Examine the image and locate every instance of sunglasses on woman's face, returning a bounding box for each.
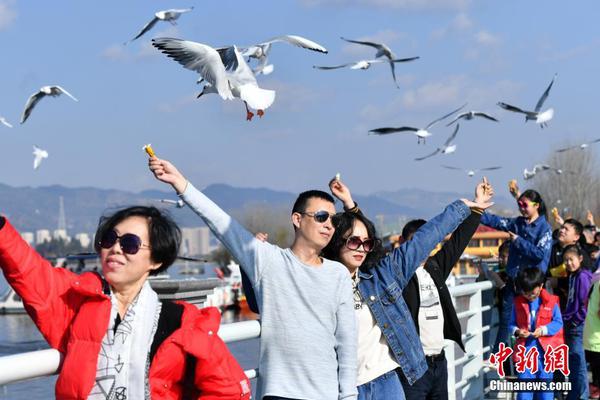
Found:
[99,230,150,255]
[345,236,376,253]
[518,199,538,209]
[300,210,339,226]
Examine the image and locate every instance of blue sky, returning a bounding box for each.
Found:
[1,0,599,197]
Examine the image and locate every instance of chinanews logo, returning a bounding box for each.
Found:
[487,343,572,393]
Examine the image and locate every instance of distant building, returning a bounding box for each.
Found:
[21,232,35,246]
[53,229,70,243]
[181,227,210,256]
[74,233,91,248]
[36,229,52,245]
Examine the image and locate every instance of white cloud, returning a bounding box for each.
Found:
[475,30,501,46]
[430,12,473,39]
[301,0,469,11]
[0,0,17,30]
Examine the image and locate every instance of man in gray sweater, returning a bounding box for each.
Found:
[149,157,358,400]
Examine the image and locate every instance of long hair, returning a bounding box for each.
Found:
[519,189,547,219]
[322,211,386,270]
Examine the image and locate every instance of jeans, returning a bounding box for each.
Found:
[400,352,448,400]
[516,344,554,400]
[565,322,589,400]
[494,283,515,354]
[358,369,405,400]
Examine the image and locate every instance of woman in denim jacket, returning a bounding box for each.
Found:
[320,178,494,399]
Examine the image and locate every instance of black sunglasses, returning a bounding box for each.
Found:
[99,230,150,255]
[345,236,376,253]
[300,210,339,226]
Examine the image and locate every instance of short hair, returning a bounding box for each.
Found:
[498,240,510,255]
[563,218,583,237]
[516,267,545,293]
[94,206,181,275]
[291,190,335,214]
[401,219,427,241]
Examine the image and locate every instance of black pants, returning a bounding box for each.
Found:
[399,351,448,400]
[587,350,600,387]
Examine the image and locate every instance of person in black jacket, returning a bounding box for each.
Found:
[398,179,492,400]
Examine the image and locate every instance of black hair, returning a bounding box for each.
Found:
[498,240,510,255]
[94,206,181,275]
[291,190,335,214]
[322,212,386,270]
[584,224,597,232]
[563,218,583,237]
[516,267,545,293]
[518,189,547,218]
[562,243,584,258]
[401,219,427,241]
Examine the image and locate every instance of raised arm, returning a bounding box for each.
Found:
[480,212,517,233]
[149,157,272,286]
[334,275,358,400]
[0,217,80,350]
[510,227,553,272]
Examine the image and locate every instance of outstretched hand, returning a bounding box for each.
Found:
[148,157,188,194]
[461,197,494,211]
[508,179,521,199]
[328,175,355,209]
[255,232,269,242]
[475,176,494,205]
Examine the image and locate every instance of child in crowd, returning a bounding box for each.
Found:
[509,267,563,400]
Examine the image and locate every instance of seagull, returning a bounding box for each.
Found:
[240,35,328,75]
[446,111,498,126]
[313,57,419,71]
[152,38,276,121]
[340,36,419,88]
[20,85,79,124]
[32,145,48,170]
[556,138,600,153]
[522,164,554,180]
[442,165,501,177]
[160,199,185,208]
[415,123,460,161]
[369,103,466,144]
[498,74,557,128]
[0,116,13,128]
[125,8,194,44]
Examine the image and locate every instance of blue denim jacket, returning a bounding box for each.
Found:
[480,213,552,278]
[357,200,470,385]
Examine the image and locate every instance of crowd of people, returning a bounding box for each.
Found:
[0,156,599,400]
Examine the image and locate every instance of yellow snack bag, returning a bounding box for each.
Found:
[549,263,567,278]
[143,144,155,158]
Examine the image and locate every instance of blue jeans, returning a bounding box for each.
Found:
[358,369,405,400]
[565,322,589,400]
[516,344,554,400]
[494,283,515,353]
[400,353,448,400]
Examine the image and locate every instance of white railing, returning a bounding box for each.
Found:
[0,280,498,397]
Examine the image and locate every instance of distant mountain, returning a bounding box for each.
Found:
[0,182,516,235]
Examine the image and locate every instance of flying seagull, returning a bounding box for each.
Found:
[160,199,185,208]
[446,111,498,126]
[415,123,460,161]
[32,145,48,170]
[340,36,419,88]
[498,74,557,128]
[442,165,501,177]
[240,35,328,75]
[313,57,419,71]
[369,103,466,144]
[125,8,194,44]
[0,116,13,128]
[556,138,600,153]
[20,85,79,124]
[152,38,275,120]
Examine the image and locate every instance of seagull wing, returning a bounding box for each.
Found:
[0,117,13,128]
[261,35,328,54]
[480,166,502,171]
[340,37,383,52]
[152,38,233,100]
[128,16,160,43]
[497,102,532,115]
[556,144,578,153]
[473,112,498,122]
[444,123,460,147]
[442,165,463,171]
[445,113,466,126]
[390,56,420,63]
[32,146,47,170]
[215,46,239,71]
[20,90,46,124]
[589,138,600,144]
[414,148,441,161]
[389,60,398,87]
[53,86,78,102]
[535,74,557,112]
[369,127,418,135]
[313,63,353,70]
[426,103,467,130]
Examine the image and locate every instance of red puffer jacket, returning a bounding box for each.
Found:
[0,218,251,399]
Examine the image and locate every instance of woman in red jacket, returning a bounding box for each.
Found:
[0,206,251,400]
